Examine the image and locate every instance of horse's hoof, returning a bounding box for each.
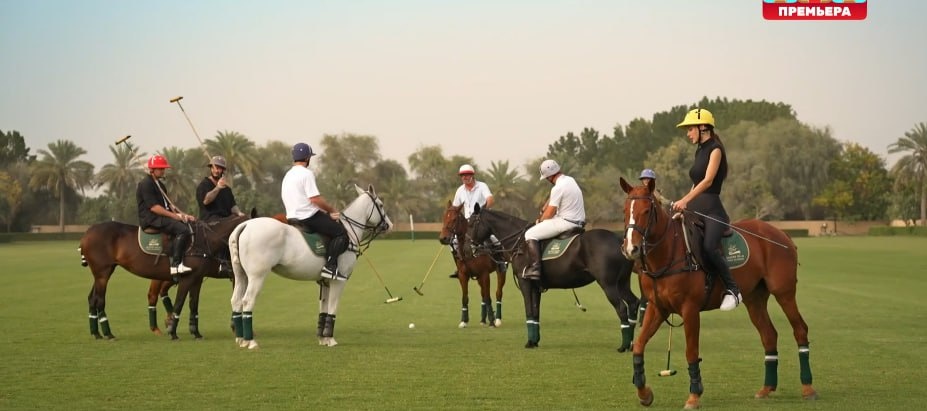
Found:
[684,393,701,409]
[494,319,502,327]
[91,333,102,340]
[458,322,467,329]
[524,341,538,349]
[801,385,818,400]
[637,386,653,406]
[170,334,179,341]
[754,386,775,399]
[246,340,259,350]
[239,339,250,348]
[616,345,630,353]
[235,337,243,345]
[152,328,163,336]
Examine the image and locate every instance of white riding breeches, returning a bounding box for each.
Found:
[525,217,581,241]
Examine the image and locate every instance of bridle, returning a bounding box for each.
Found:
[342,190,391,253]
[625,191,688,277]
[467,209,528,260]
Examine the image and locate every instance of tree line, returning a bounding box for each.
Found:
[2,97,925,232]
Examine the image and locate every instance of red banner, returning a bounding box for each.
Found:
[763,2,867,21]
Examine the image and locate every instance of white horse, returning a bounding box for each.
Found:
[229,184,392,349]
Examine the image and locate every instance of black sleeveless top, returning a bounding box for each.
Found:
[689,136,727,195]
[688,136,729,221]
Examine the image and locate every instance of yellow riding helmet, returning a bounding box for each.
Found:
[676,108,715,128]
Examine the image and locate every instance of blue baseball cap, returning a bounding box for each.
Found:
[639,169,657,180]
[292,143,316,161]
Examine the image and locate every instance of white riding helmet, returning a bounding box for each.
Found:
[639,168,656,180]
[458,164,476,175]
[539,159,561,180]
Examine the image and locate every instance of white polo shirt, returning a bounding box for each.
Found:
[452,181,493,218]
[549,175,585,223]
[281,165,322,219]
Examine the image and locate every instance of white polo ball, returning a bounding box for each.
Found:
[408,323,415,329]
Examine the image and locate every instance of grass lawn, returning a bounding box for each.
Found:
[0,236,925,410]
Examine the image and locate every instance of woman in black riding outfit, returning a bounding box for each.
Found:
[671,108,742,311]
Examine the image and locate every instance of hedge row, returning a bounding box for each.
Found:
[867,226,927,236]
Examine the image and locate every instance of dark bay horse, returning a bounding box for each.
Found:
[145,210,263,336]
[79,212,250,340]
[619,178,816,409]
[467,204,639,350]
[438,202,505,328]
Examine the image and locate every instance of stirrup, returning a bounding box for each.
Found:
[170,263,193,275]
[321,265,348,281]
[720,290,742,311]
[521,266,541,280]
[449,271,459,279]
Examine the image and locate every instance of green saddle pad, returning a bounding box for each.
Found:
[721,230,749,269]
[138,230,163,255]
[300,231,327,257]
[541,235,579,261]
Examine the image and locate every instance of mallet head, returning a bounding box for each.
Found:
[169,96,184,103]
[385,297,402,304]
[658,370,677,377]
[115,135,131,145]
[413,286,424,296]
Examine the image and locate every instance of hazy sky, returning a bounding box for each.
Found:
[2,1,924,174]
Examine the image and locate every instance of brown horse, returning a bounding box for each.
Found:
[145,210,274,336]
[619,178,816,409]
[438,201,505,328]
[79,212,251,340]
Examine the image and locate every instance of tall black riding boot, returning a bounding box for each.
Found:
[449,246,460,278]
[170,233,192,281]
[705,249,741,311]
[321,235,349,281]
[523,240,542,280]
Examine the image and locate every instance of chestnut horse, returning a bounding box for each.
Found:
[145,210,272,336]
[467,204,639,350]
[619,178,817,409]
[438,202,505,328]
[79,212,251,340]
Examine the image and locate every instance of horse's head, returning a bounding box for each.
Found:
[344,184,393,243]
[439,201,466,245]
[195,210,253,254]
[619,177,667,260]
[466,203,493,246]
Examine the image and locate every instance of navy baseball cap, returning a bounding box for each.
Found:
[292,143,316,161]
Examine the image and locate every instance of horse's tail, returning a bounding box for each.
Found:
[229,220,248,279]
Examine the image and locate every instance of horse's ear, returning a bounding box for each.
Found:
[354,184,364,195]
[473,203,482,215]
[368,184,376,196]
[250,208,258,218]
[646,179,655,193]
[619,177,633,194]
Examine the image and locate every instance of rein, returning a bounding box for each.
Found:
[341,190,391,255]
[469,210,530,260]
[627,194,695,278]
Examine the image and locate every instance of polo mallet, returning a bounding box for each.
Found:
[169,96,213,163]
[571,289,587,312]
[658,315,678,377]
[115,135,132,145]
[363,256,401,303]
[413,245,444,296]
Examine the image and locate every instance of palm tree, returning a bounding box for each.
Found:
[888,122,927,225]
[96,142,147,221]
[157,147,200,212]
[482,160,528,215]
[29,140,94,231]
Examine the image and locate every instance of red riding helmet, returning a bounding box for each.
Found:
[147,154,171,169]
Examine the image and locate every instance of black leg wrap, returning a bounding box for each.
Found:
[316,313,326,337]
[688,358,704,395]
[632,354,646,389]
[322,314,336,338]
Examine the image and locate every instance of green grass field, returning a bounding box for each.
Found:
[1,237,925,410]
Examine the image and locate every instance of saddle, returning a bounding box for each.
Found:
[137,228,171,255]
[539,226,585,261]
[286,219,331,257]
[681,215,749,271]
